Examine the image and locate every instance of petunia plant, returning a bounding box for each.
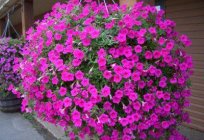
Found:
[14,0,193,139]
[0,38,22,96]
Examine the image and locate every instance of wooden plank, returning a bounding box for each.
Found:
[171,16,204,25]
[191,75,204,81]
[190,97,204,107]
[182,31,204,39]
[191,116,204,130]
[166,2,204,13]
[174,24,204,32]
[166,8,204,19]
[21,0,34,36]
[185,47,204,54]
[186,109,204,121]
[191,61,204,69]
[166,0,203,7]
[187,39,204,46]
[191,92,204,100]
[190,54,204,61]
[0,18,5,36]
[190,117,204,129]
[191,82,204,89]
[192,81,204,91]
[191,68,204,77]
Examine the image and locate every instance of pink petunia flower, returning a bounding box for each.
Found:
[63,97,72,107]
[75,70,84,80]
[113,74,122,83]
[134,45,142,53]
[55,44,64,53]
[73,49,84,60]
[101,85,111,97]
[145,51,153,60]
[132,71,141,81]
[52,76,59,85]
[59,86,67,96]
[117,33,126,42]
[61,71,74,81]
[103,70,112,79]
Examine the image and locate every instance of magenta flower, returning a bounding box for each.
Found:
[101,85,111,97]
[99,114,109,124]
[162,121,170,129]
[61,71,74,81]
[113,74,122,83]
[103,70,112,79]
[63,97,72,107]
[145,51,153,60]
[55,44,64,53]
[137,37,145,44]
[97,57,106,66]
[132,71,141,82]
[73,49,84,60]
[75,70,84,80]
[134,45,142,53]
[117,33,126,42]
[59,87,67,96]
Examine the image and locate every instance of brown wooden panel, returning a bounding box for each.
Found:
[174,24,204,32]
[192,68,204,77]
[21,0,34,36]
[191,61,204,69]
[192,88,204,98]
[166,2,204,13]
[189,39,204,46]
[191,83,204,90]
[166,0,203,6]
[186,47,204,54]
[190,97,204,106]
[191,75,204,82]
[190,54,204,61]
[191,116,204,130]
[186,109,204,121]
[171,17,204,25]
[194,61,204,69]
[0,18,5,36]
[166,8,204,19]
[182,32,204,39]
[192,83,204,91]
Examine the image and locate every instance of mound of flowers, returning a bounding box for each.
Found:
[15,0,193,139]
[0,38,22,95]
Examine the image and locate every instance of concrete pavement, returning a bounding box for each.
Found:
[0,111,44,140]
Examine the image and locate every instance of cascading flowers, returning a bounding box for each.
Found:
[0,38,22,96]
[14,0,193,139]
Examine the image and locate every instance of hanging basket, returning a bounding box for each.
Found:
[13,0,193,139]
[0,37,23,112]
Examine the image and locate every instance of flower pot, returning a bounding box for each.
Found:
[0,92,22,112]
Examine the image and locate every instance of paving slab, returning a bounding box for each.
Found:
[0,111,44,140]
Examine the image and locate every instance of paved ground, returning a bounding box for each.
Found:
[0,111,44,140]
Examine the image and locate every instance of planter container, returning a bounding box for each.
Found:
[0,92,21,112]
